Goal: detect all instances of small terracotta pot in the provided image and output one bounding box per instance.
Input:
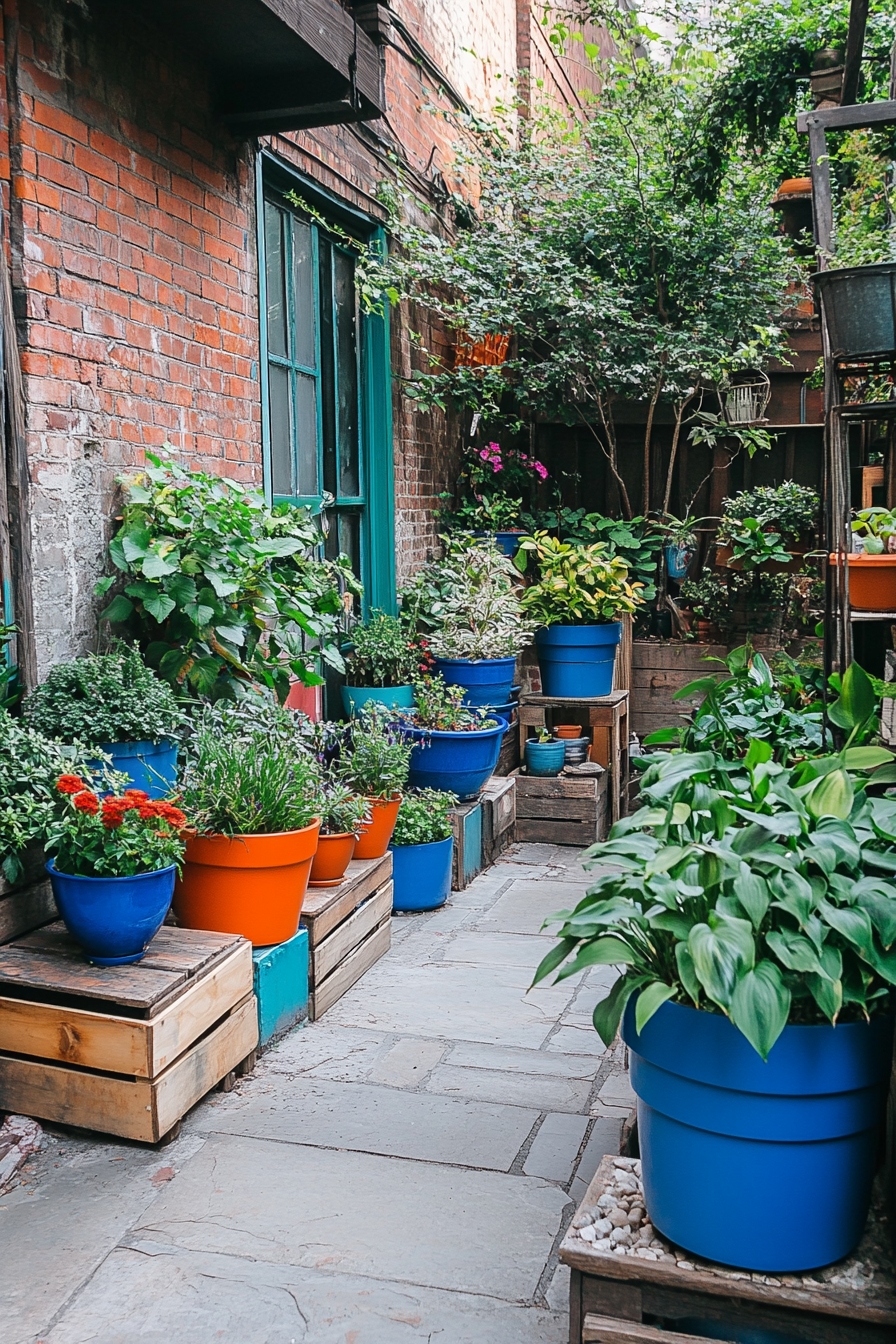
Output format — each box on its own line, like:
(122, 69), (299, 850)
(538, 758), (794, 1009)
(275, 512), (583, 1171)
(554, 724), (585, 740)
(354, 793), (402, 860)
(175, 819), (321, 946)
(830, 553), (896, 611)
(309, 832), (357, 888)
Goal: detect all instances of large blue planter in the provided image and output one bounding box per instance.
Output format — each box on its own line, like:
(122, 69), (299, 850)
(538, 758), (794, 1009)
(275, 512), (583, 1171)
(524, 739), (566, 776)
(403, 716), (507, 800)
(623, 997), (893, 1272)
(390, 835), (454, 911)
(47, 861), (176, 966)
(535, 622), (621, 698)
(341, 684), (415, 717)
(93, 738), (178, 798)
(434, 656), (517, 708)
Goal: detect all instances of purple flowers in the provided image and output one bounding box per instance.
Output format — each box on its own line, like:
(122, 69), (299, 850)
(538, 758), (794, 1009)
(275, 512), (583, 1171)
(476, 442), (548, 480)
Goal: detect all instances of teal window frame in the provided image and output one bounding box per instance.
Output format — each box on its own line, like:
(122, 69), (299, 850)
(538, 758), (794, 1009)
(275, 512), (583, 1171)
(256, 151), (396, 614)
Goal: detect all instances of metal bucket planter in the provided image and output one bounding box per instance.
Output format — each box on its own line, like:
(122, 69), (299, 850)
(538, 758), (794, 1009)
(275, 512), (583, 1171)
(813, 263), (896, 362)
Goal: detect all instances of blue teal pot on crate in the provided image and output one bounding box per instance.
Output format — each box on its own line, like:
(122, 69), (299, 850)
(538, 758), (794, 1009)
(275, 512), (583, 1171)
(47, 861), (176, 966)
(341, 684), (415, 717)
(389, 835), (454, 912)
(665, 541), (695, 581)
(524, 739), (566, 776)
(434, 656), (517, 708)
(92, 738), (178, 798)
(622, 996), (894, 1272)
(535, 622), (621, 698)
(402, 716), (507, 800)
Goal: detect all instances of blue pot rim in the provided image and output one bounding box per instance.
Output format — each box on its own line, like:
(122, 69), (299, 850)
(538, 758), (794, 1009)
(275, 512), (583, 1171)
(98, 737), (177, 752)
(526, 739), (565, 752)
(343, 682), (415, 693)
(535, 620), (622, 632)
(47, 860), (177, 882)
(389, 835), (454, 853)
(434, 656), (517, 669)
(401, 715), (508, 741)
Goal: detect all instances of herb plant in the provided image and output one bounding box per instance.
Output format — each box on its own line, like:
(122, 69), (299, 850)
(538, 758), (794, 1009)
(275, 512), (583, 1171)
(24, 645), (185, 746)
(318, 781), (371, 837)
(719, 518), (793, 573)
(97, 451), (361, 703)
(337, 703), (412, 799)
(346, 611), (421, 688)
(852, 507), (896, 553)
(406, 537), (532, 661)
(679, 574), (731, 631)
(47, 777), (186, 878)
(392, 789), (458, 847)
(514, 533), (644, 626)
(403, 676), (498, 733)
(719, 484), (819, 545)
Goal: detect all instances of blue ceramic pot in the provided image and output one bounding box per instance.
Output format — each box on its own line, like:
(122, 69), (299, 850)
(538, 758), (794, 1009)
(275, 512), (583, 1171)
(434, 656), (517, 708)
(47, 861), (177, 966)
(472, 531), (525, 557)
(623, 997), (894, 1271)
(93, 739), (178, 798)
(390, 835), (454, 911)
(535, 622), (621, 698)
(341, 684), (415, 717)
(403, 716), (507, 800)
(524, 739), (566, 776)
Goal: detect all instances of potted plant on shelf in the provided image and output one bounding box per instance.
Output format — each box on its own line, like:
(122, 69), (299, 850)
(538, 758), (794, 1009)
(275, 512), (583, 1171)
(308, 783), (371, 888)
(716, 484), (820, 571)
(534, 685), (896, 1273)
(23, 645), (185, 797)
(337, 703), (413, 860)
(524, 727), (566, 777)
(657, 513), (705, 583)
(341, 611), (422, 716)
(441, 442), (549, 555)
(45, 776), (186, 965)
(678, 574), (731, 643)
(513, 532), (644, 697)
(396, 676), (506, 800)
(389, 788), (458, 912)
(175, 703), (322, 945)
(838, 506), (896, 611)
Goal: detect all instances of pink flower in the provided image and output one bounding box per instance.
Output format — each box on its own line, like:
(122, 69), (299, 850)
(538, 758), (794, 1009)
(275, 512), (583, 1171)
(534, 462), (549, 480)
(491, 461), (502, 472)
(479, 449), (490, 460)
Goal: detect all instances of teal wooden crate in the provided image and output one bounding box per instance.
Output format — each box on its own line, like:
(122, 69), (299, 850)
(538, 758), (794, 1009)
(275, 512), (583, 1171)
(252, 927), (309, 1048)
(450, 799), (483, 890)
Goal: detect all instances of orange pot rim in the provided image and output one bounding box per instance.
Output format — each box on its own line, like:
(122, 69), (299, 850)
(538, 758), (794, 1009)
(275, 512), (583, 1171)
(365, 792), (403, 804)
(317, 829), (358, 841)
(829, 552), (896, 566)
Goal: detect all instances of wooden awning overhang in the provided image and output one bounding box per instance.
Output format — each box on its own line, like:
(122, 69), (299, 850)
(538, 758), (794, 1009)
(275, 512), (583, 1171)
(128, 0), (385, 133)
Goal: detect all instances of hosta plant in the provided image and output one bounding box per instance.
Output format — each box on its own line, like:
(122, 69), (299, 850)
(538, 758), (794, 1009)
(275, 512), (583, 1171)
(514, 533), (644, 626)
(534, 724), (896, 1060)
(392, 789), (458, 846)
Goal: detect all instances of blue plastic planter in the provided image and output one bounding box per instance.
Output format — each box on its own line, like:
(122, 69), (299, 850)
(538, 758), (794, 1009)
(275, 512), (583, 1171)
(524, 739), (566, 776)
(434, 656), (517, 708)
(94, 739), (178, 798)
(665, 541), (696, 581)
(403, 716), (507, 800)
(390, 835), (454, 911)
(535, 622), (621, 698)
(472, 530), (525, 557)
(341, 684), (415, 717)
(47, 861), (176, 966)
(623, 997), (894, 1271)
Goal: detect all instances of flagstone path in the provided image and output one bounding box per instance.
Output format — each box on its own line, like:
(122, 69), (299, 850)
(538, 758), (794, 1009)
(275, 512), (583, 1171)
(0, 842), (633, 1344)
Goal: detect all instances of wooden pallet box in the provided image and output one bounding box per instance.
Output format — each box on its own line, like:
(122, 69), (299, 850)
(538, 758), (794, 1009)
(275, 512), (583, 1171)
(480, 775), (516, 865)
(252, 927), (309, 1048)
(0, 923), (257, 1143)
(301, 855), (392, 1021)
(450, 798), (484, 890)
(513, 769), (608, 847)
(519, 691), (628, 825)
(631, 641), (728, 740)
(0, 844), (56, 945)
(562, 1155), (896, 1344)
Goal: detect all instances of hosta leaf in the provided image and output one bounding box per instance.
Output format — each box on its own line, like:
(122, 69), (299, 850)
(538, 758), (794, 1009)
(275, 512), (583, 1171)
(806, 769), (853, 820)
(675, 943), (701, 1005)
(729, 960), (791, 1060)
(531, 937), (577, 987)
(554, 937), (640, 980)
(818, 900), (875, 956)
(635, 981), (677, 1033)
(733, 870), (770, 929)
(100, 594), (134, 624)
(593, 974), (651, 1047)
(843, 746), (894, 770)
(828, 662), (876, 734)
(805, 972), (843, 1022)
(766, 929), (827, 976)
(689, 914), (755, 1009)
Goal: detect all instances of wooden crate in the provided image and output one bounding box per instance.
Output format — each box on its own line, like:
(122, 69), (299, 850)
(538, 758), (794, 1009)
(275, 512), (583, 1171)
(631, 642), (728, 740)
(563, 1156), (896, 1344)
(481, 775), (516, 865)
(0, 923), (257, 1143)
(513, 770), (608, 847)
(519, 691), (628, 824)
(450, 798), (483, 890)
(0, 844), (56, 945)
(301, 855), (392, 1021)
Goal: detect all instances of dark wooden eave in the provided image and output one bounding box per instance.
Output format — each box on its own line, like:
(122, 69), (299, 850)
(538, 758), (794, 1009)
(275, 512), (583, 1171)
(126, 0), (385, 133)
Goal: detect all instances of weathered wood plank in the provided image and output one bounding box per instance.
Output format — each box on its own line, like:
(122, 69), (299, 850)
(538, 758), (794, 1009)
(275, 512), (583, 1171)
(301, 854), (392, 947)
(583, 1315), (736, 1344)
(15, 922), (237, 978)
(154, 993), (258, 1139)
(515, 819), (601, 846)
(0, 880), (56, 945)
(0, 947), (184, 1012)
(310, 916), (391, 1020)
(149, 942), (253, 1074)
(516, 797), (595, 822)
(516, 776), (602, 799)
(311, 882), (393, 986)
(0, 994), (152, 1076)
(631, 643), (727, 671)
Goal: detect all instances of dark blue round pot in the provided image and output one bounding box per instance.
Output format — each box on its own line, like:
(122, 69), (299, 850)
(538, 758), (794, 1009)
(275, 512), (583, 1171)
(524, 739), (566, 776)
(47, 861), (177, 966)
(623, 997), (894, 1271)
(403, 716), (507, 800)
(434, 656), (517, 708)
(472, 530), (525, 557)
(92, 739), (178, 798)
(390, 835), (454, 911)
(535, 622), (621, 698)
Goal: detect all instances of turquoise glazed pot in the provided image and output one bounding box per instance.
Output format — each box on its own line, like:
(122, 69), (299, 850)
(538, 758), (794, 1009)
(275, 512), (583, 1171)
(341, 684), (415, 717)
(93, 739), (178, 798)
(524, 739), (566, 776)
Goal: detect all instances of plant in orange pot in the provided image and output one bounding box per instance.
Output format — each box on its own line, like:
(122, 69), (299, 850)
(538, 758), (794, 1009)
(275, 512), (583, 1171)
(309, 783), (371, 889)
(175, 703), (322, 945)
(338, 703), (412, 860)
(838, 507), (896, 612)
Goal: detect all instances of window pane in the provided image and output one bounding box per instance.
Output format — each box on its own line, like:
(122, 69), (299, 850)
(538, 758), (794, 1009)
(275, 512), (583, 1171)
(264, 201), (287, 358)
(291, 217), (316, 369)
(334, 247), (360, 498)
(296, 372), (319, 497)
(318, 240), (337, 498)
(326, 508), (361, 586)
(269, 363), (293, 496)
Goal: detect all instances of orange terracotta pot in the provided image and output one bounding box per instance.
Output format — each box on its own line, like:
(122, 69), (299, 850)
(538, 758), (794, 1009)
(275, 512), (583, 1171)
(309, 831), (357, 888)
(174, 819), (321, 946)
(555, 724), (584, 739)
(353, 793), (401, 860)
(830, 553), (896, 611)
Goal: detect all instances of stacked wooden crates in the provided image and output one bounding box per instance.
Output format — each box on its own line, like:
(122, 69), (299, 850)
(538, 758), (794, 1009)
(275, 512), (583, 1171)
(300, 855), (392, 1020)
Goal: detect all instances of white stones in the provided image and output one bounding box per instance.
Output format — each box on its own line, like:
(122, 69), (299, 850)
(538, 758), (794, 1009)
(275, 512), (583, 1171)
(579, 1225), (598, 1243)
(593, 1218), (613, 1238)
(676, 1260), (695, 1271)
(614, 1173), (639, 1195)
(596, 1193), (616, 1213)
(607, 1207), (630, 1229)
(571, 1212), (594, 1229)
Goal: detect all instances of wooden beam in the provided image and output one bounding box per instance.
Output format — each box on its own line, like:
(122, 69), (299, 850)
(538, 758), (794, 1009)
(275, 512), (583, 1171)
(797, 98), (896, 133)
(841, 0), (870, 106)
(808, 119), (834, 268)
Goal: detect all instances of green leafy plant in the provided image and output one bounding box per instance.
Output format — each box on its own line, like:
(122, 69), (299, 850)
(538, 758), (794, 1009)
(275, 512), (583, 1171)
(524, 512), (664, 605)
(445, 494), (525, 533)
(719, 484), (820, 545)
(852, 507), (896, 554)
(392, 788), (458, 846)
(345, 612), (422, 688)
(514, 532), (644, 626)
(405, 537), (532, 661)
(180, 703), (322, 836)
(337, 703), (412, 799)
(96, 451), (361, 703)
(46, 777), (186, 878)
(679, 574), (732, 631)
(533, 728), (896, 1061)
(23, 645), (185, 746)
(720, 518), (793, 573)
(318, 781), (371, 837)
(402, 675), (498, 733)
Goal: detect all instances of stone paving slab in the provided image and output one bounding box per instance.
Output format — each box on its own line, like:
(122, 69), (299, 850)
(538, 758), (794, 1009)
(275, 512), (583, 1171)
(132, 1133), (571, 1301)
(425, 1062), (591, 1113)
(438, 929), (558, 969)
(523, 1114), (590, 1183)
(44, 1245), (568, 1344)
(569, 1117), (625, 1205)
(446, 1040), (602, 1078)
(477, 879), (586, 937)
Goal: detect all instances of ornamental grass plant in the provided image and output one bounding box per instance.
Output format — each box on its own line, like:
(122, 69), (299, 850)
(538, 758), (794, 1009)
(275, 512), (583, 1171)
(24, 644), (185, 747)
(318, 781), (371, 837)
